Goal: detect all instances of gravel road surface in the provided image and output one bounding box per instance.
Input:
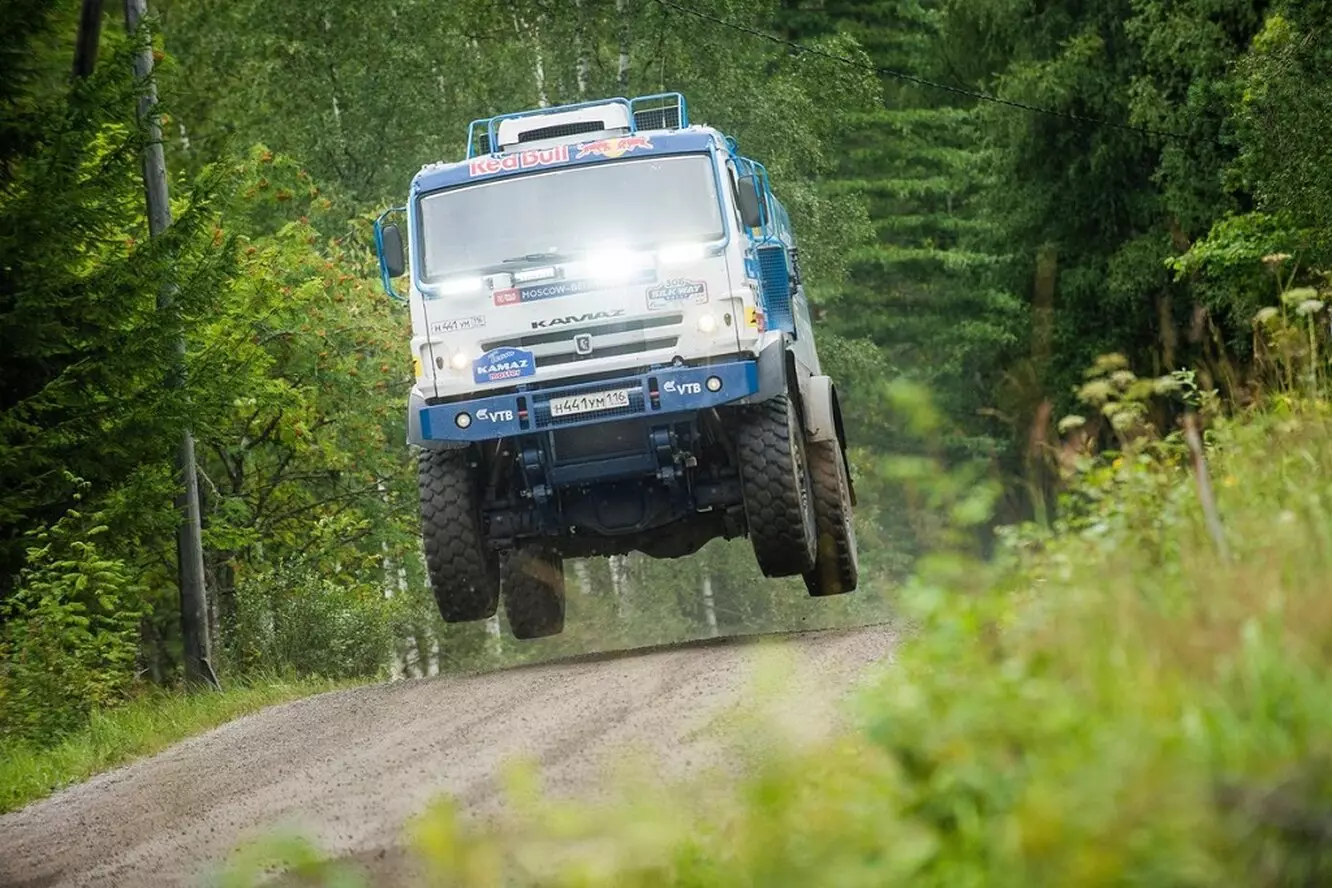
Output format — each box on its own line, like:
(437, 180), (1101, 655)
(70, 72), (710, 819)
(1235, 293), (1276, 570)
(0, 624), (895, 888)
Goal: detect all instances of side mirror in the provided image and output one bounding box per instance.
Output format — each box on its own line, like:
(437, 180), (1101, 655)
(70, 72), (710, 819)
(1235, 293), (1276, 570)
(380, 223), (406, 278)
(736, 176), (765, 230)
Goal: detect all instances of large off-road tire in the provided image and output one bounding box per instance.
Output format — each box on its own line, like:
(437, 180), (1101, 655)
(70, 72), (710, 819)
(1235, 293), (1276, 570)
(501, 545), (566, 640)
(419, 447), (500, 622)
(802, 440), (859, 597)
(732, 393), (817, 577)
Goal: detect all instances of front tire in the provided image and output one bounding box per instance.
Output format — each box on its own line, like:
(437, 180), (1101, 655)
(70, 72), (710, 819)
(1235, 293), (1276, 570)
(419, 448), (500, 622)
(802, 440), (859, 597)
(732, 394), (817, 577)
(502, 545), (566, 639)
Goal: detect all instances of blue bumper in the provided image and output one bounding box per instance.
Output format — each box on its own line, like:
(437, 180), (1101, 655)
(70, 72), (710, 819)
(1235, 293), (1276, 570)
(419, 359), (759, 442)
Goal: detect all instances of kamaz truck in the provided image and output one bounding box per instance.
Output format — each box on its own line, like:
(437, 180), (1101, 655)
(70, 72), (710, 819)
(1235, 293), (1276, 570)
(375, 93), (857, 640)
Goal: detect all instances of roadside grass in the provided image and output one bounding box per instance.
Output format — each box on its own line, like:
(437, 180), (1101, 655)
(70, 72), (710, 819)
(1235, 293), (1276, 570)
(0, 674), (351, 814)
(220, 388), (1332, 886)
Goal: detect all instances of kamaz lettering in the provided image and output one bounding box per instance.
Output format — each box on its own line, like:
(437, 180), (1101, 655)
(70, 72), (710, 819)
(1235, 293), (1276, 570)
(531, 310), (626, 330)
(468, 145), (570, 178)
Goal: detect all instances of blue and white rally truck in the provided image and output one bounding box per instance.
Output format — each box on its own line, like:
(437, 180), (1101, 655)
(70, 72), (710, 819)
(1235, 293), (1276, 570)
(376, 93), (857, 639)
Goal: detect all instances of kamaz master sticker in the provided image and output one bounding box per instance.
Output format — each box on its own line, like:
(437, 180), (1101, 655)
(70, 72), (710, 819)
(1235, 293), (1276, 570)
(646, 278), (708, 310)
(473, 346), (536, 384)
(429, 316), (485, 334)
(493, 270), (654, 307)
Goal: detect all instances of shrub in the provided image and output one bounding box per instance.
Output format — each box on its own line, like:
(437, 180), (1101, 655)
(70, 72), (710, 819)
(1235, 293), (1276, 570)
(227, 562), (396, 681)
(0, 503), (141, 745)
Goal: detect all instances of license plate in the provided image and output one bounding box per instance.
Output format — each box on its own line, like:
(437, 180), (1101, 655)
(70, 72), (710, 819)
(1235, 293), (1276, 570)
(548, 388), (632, 418)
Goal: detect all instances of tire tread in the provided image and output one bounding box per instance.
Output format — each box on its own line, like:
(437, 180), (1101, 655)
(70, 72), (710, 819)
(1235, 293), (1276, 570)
(419, 448), (499, 622)
(732, 395), (817, 577)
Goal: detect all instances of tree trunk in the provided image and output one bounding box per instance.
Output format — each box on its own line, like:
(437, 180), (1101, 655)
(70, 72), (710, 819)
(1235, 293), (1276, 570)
(126, 0), (211, 686)
(516, 14), (550, 107)
(608, 554), (628, 617)
(616, 0), (631, 89)
(701, 571), (718, 638)
(573, 559), (593, 594)
(74, 0), (104, 79)
(574, 0), (590, 98)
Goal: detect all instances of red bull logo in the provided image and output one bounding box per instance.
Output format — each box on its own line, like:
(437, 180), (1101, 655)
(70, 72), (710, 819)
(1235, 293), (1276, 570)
(468, 145), (570, 178)
(575, 135), (653, 159)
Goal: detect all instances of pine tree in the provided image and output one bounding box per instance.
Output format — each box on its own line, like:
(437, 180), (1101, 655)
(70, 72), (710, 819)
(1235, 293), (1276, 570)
(784, 0), (1021, 459)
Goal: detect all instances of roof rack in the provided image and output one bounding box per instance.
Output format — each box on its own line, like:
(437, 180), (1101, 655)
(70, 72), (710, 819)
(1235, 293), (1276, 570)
(466, 92), (689, 158)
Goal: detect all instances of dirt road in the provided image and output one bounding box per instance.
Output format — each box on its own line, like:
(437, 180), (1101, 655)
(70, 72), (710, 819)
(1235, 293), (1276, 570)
(0, 624), (894, 888)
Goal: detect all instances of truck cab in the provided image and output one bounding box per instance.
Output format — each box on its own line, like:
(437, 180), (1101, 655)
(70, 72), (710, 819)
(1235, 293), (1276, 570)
(377, 93), (857, 639)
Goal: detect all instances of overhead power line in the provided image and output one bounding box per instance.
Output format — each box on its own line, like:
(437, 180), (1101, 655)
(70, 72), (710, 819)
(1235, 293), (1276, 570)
(650, 0), (1203, 143)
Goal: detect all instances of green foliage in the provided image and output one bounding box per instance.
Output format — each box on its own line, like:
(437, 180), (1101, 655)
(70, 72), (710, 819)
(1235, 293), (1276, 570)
(12, 0), (1332, 812)
(2, 6), (416, 716)
(0, 21), (225, 593)
(219, 380), (1332, 886)
(803, 1), (1022, 463)
(188, 146), (417, 668)
(0, 492), (141, 744)
(1227, 4), (1332, 262)
(227, 560), (397, 681)
(0, 673), (349, 814)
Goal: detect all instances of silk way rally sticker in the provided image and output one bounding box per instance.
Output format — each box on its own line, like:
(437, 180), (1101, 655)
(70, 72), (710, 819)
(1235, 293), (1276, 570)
(473, 346), (535, 385)
(429, 316), (485, 334)
(646, 278), (708, 310)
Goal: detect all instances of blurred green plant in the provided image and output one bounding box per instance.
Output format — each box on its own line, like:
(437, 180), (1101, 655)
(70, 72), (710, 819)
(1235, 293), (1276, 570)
(0, 481), (142, 745)
(211, 358), (1332, 886)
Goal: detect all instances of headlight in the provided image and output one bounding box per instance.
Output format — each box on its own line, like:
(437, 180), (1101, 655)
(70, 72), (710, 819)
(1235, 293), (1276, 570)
(449, 352), (470, 371)
(511, 265), (557, 284)
(696, 314), (718, 333)
(574, 248), (655, 281)
(658, 242), (707, 264)
(436, 276), (484, 296)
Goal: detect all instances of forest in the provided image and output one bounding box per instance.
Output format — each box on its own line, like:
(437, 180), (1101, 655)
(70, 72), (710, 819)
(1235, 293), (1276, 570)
(2, 0), (1330, 814)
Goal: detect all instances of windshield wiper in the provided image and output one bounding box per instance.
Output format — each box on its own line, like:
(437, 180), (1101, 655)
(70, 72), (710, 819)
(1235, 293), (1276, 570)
(500, 250), (565, 264)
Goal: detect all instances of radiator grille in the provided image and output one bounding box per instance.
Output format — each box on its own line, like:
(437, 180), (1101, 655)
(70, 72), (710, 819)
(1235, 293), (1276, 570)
(482, 313), (683, 369)
(756, 244), (794, 333)
(551, 420), (648, 461)
(516, 120), (607, 144)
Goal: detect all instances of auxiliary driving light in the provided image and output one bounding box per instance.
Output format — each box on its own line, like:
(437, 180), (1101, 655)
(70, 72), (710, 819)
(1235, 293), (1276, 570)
(658, 242), (707, 264)
(449, 352), (470, 371)
(706, 376), (723, 392)
(437, 276), (484, 297)
(697, 314), (718, 333)
(455, 412), (472, 429)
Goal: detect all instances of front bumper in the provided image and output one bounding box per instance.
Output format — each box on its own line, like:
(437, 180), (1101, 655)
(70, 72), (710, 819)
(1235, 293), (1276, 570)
(415, 358), (761, 444)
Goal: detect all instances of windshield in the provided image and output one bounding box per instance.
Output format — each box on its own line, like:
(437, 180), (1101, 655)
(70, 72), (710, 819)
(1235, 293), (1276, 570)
(417, 154), (725, 281)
